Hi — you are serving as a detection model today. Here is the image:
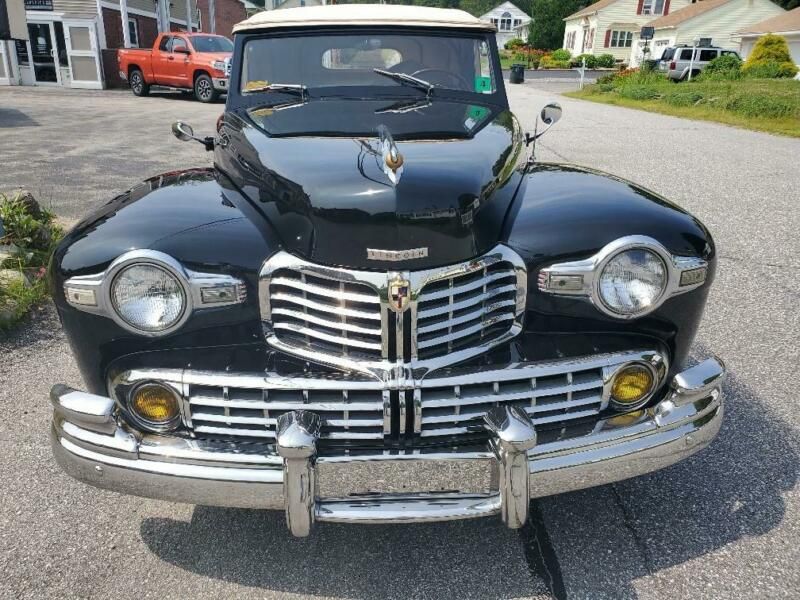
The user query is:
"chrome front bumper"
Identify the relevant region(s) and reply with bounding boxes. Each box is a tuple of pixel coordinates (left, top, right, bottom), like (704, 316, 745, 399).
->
(212, 77, 228, 91)
(50, 358, 725, 536)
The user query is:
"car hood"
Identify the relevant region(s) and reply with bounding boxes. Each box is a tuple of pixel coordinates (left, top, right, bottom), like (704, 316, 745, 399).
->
(195, 51, 231, 63)
(216, 97, 525, 270)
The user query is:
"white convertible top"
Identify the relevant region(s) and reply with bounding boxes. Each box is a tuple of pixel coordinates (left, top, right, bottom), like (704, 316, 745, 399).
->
(233, 4, 495, 34)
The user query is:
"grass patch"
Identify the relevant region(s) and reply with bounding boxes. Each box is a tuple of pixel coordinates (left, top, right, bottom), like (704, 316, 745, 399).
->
(0, 191, 63, 332)
(566, 77, 800, 137)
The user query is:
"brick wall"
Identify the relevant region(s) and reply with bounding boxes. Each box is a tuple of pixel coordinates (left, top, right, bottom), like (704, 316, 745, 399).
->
(102, 7, 159, 49)
(196, 0, 245, 38)
(101, 7, 159, 88)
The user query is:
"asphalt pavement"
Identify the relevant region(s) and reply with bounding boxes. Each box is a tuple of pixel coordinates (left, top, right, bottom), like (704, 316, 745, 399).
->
(1, 80, 799, 599)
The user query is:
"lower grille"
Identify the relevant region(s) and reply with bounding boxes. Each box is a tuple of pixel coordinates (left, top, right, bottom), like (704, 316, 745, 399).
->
(184, 372, 387, 444)
(159, 351, 661, 455)
(417, 360, 609, 441)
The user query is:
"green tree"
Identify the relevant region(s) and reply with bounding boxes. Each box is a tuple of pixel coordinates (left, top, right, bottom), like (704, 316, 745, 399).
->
(529, 0, 586, 50)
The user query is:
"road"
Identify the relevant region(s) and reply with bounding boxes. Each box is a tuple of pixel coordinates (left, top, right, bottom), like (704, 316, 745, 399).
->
(1, 81, 799, 599)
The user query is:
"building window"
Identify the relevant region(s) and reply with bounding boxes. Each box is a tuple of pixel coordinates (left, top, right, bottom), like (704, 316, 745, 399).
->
(499, 11, 512, 31)
(610, 31, 633, 48)
(642, 0, 666, 15)
(128, 18, 139, 48)
(566, 31, 576, 49)
(586, 28, 594, 49)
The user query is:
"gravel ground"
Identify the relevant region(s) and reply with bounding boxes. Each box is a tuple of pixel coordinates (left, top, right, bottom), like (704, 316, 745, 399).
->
(1, 81, 799, 599)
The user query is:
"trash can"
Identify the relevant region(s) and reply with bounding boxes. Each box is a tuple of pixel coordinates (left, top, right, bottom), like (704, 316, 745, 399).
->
(509, 64, 525, 84)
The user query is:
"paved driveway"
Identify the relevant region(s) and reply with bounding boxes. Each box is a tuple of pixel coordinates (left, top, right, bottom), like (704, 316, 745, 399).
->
(1, 82, 799, 599)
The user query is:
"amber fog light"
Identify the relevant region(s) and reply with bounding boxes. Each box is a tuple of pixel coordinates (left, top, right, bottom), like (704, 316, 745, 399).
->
(129, 383, 180, 430)
(610, 364, 655, 408)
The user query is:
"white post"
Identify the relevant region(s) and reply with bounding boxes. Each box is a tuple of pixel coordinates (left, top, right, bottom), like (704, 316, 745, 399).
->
(579, 57, 586, 90)
(688, 38, 698, 81)
(209, 0, 216, 33)
(185, 0, 193, 32)
(120, 0, 131, 48)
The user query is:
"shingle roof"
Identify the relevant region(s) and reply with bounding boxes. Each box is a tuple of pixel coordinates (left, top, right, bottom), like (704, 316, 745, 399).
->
(564, 0, 620, 21)
(738, 7, 800, 35)
(645, 0, 734, 29)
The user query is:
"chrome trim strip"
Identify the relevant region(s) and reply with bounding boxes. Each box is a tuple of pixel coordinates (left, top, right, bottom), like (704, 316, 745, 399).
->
(538, 235, 708, 320)
(64, 249, 247, 337)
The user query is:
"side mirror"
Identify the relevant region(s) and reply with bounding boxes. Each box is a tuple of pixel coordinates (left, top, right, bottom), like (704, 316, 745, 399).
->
(171, 121, 214, 151)
(172, 121, 195, 142)
(525, 102, 563, 146)
(540, 103, 562, 127)
(173, 46, 190, 55)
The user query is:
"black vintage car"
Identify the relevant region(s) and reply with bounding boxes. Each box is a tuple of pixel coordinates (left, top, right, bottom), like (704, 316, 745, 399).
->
(50, 5, 725, 537)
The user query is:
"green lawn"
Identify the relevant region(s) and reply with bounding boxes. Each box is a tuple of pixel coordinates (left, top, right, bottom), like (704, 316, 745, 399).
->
(566, 77, 800, 137)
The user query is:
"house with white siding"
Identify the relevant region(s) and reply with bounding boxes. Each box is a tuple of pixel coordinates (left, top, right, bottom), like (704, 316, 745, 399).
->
(629, 0, 786, 65)
(562, 0, 697, 63)
(480, 1, 531, 49)
(0, 0, 199, 88)
(737, 7, 800, 72)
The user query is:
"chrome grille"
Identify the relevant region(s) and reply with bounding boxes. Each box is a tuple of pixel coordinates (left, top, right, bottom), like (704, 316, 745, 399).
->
(266, 268, 384, 361)
(415, 261, 519, 360)
(417, 362, 607, 440)
(259, 245, 527, 376)
(184, 372, 387, 442)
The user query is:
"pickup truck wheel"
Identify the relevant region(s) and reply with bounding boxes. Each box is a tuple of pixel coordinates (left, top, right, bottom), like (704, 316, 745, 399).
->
(130, 69, 149, 97)
(194, 74, 219, 103)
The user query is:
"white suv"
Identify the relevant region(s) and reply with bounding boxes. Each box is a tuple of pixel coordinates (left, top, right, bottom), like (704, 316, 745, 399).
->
(658, 45, 741, 81)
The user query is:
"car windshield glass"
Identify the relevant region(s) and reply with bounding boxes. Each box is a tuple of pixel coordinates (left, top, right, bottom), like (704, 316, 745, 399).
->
(240, 32, 496, 97)
(191, 35, 233, 52)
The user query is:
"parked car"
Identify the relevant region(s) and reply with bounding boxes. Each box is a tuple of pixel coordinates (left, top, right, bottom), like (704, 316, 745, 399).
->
(50, 5, 725, 537)
(118, 32, 232, 102)
(658, 44, 741, 81)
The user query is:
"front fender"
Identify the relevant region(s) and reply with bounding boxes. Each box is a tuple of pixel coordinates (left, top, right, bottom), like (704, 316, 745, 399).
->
(502, 162, 716, 374)
(51, 168, 280, 393)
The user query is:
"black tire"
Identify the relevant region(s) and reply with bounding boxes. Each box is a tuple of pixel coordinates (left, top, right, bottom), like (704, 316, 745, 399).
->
(129, 69, 149, 97)
(194, 73, 219, 103)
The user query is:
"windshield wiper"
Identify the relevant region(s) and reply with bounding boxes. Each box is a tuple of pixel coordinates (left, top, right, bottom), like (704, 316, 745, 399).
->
(373, 68, 434, 99)
(243, 82, 308, 101)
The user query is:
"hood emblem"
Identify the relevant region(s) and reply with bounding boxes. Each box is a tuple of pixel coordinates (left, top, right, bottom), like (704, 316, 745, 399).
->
(388, 275, 411, 313)
(378, 125, 404, 185)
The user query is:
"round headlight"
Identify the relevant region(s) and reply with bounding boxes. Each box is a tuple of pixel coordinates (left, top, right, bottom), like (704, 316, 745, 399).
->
(598, 249, 667, 317)
(111, 263, 186, 333)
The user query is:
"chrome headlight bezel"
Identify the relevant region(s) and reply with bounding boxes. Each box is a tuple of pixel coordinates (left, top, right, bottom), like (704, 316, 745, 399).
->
(108, 255, 191, 335)
(537, 235, 708, 320)
(63, 249, 247, 337)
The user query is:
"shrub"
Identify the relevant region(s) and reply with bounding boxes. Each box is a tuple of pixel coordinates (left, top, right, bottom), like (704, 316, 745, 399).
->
(725, 93, 798, 119)
(617, 85, 660, 100)
(743, 61, 799, 79)
(700, 54, 742, 80)
(742, 34, 799, 79)
(0, 191, 63, 330)
(595, 83, 615, 92)
(663, 89, 704, 106)
(596, 54, 615, 68)
(573, 53, 598, 68)
(505, 38, 526, 51)
(551, 48, 572, 61)
(596, 72, 617, 84)
(540, 57, 571, 69)
(746, 33, 794, 64)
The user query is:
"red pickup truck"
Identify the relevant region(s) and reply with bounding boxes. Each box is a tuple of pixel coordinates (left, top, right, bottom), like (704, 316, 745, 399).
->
(118, 32, 232, 103)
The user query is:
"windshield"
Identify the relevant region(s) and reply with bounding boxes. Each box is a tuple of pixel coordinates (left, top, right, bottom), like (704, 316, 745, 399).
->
(240, 32, 497, 96)
(191, 35, 233, 53)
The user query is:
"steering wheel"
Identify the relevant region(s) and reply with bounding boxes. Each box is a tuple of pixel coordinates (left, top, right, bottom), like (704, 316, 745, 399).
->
(411, 68, 471, 91)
